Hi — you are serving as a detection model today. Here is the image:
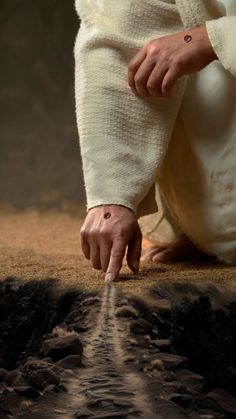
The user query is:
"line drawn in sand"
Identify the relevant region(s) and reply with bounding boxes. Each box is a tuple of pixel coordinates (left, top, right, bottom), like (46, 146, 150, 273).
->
(74, 283, 158, 419)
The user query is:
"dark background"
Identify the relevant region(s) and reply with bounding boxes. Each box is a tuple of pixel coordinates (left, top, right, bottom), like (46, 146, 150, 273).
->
(0, 0, 84, 209)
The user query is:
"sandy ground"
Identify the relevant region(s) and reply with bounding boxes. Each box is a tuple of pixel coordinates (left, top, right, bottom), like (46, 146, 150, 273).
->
(1, 206, 236, 295)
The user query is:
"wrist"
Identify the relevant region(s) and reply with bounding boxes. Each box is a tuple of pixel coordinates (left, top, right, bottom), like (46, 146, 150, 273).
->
(204, 25, 219, 62)
(88, 204, 135, 214)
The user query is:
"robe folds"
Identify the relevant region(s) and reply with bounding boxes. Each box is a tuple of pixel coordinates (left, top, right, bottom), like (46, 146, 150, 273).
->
(74, 0, 236, 263)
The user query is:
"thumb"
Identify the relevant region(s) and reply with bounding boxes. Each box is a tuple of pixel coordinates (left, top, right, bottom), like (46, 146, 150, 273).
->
(126, 226, 142, 273)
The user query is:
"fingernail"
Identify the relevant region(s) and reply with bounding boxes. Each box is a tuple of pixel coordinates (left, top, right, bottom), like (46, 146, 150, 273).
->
(105, 273, 115, 282)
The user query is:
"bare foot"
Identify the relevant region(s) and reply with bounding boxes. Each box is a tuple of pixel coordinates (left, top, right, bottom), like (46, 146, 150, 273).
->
(141, 234, 212, 263)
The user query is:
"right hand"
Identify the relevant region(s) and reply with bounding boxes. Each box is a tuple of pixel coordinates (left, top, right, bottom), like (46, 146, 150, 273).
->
(80, 205, 142, 282)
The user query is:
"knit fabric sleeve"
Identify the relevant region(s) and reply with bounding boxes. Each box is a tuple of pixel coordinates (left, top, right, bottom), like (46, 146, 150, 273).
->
(206, 16, 236, 77)
(74, 1, 186, 215)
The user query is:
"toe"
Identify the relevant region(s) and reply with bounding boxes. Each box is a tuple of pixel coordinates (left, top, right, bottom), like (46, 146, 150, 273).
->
(152, 249, 172, 262)
(141, 246, 165, 262)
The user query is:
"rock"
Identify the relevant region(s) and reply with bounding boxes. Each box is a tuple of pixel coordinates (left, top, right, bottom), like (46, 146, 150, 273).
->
(30, 369, 60, 390)
(0, 369, 7, 381)
(163, 371, 177, 382)
(4, 370, 23, 386)
(125, 338, 138, 346)
(158, 353, 188, 370)
(151, 339, 171, 351)
(115, 305, 139, 319)
(54, 409, 67, 415)
(49, 384, 68, 393)
(177, 369, 205, 393)
(124, 356, 136, 363)
(153, 299, 172, 317)
(72, 324, 88, 333)
(145, 359, 165, 372)
(43, 357, 53, 363)
(130, 318, 153, 335)
(60, 369, 76, 379)
(163, 382, 191, 395)
(22, 358, 53, 373)
(148, 348, 161, 355)
(56, 355, 82, 369)
(113, 399, 133, 408)
(0, 391, 22, 415)
(207, 388, 236, 416)
(14, 385, 40, 399)
(40, 334, 83, 362)
(74, 409, 93, 419)
(52, 324, 70, 337)
(168, 393, 193, 408)
(82, 296, 100, 306)
(116, 298, 129, 307)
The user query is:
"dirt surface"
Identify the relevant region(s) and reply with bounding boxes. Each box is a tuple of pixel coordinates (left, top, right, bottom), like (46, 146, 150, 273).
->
(1, 206, 236, 295)
(0, 208, 236, 418)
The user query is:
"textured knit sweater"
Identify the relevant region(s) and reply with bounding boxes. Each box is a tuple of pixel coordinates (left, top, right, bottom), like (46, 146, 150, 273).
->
(74, 0, 236, 216)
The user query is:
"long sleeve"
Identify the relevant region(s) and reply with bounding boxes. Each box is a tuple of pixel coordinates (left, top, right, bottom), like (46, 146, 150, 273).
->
(74, 1, 186, 215)
(206, 15, 236, 77)
(175, 0, 236, 78)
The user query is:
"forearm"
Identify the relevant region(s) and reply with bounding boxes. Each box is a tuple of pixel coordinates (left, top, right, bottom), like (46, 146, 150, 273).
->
(74, 28, 186, 215)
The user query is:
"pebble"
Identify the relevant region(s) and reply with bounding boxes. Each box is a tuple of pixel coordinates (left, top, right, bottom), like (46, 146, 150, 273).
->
(151, 339, 171, 351)
(54, 409, 67, 415)
(30, 368, 60, 390)
(4, 370, 23, 386)
(125, 339, 138, 346)
(168, 393, 193, 407)
(115, 306, 139, 319)
(56, 355, 82, 369)
(123, 356, 136, 363)
(158, 353, 188, 370)
(154, 299, 172, 317)
(177, 369, 205, 393)
(113, 399, 133, 408)
(41, 334, 83, 362)
(72, 323, 88, 333)
(130, 319, 153, 335)
(145, 359, 165, 372)
(207, 388, 236, 416)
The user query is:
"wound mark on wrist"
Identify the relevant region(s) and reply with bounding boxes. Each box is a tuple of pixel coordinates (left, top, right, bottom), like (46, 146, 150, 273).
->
(104, 212, 111, 219)
(184, 34, 192, 43)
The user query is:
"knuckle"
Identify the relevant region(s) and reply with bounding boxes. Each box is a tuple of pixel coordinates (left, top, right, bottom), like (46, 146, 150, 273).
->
(147, 41, 159, 55)
(89, 228, 99, 240)
(134, 75, 144, 86)
(171, 56, 183, 70)
(147, 81, 156, 90)
(80, 226, 89, 238)
(111, 247, 122, 258)
(100, 227, 110, 238)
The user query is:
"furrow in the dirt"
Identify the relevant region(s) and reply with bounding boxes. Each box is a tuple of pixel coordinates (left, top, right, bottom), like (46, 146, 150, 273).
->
(76, 284, 157, 419)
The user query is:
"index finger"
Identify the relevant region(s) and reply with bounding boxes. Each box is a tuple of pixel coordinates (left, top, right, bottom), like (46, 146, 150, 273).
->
(128, 47, 147, 91)
(105, 239, 127, 282)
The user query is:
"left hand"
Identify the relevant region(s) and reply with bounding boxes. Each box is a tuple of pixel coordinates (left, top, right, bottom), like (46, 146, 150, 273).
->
(128, 26, 218, 99)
